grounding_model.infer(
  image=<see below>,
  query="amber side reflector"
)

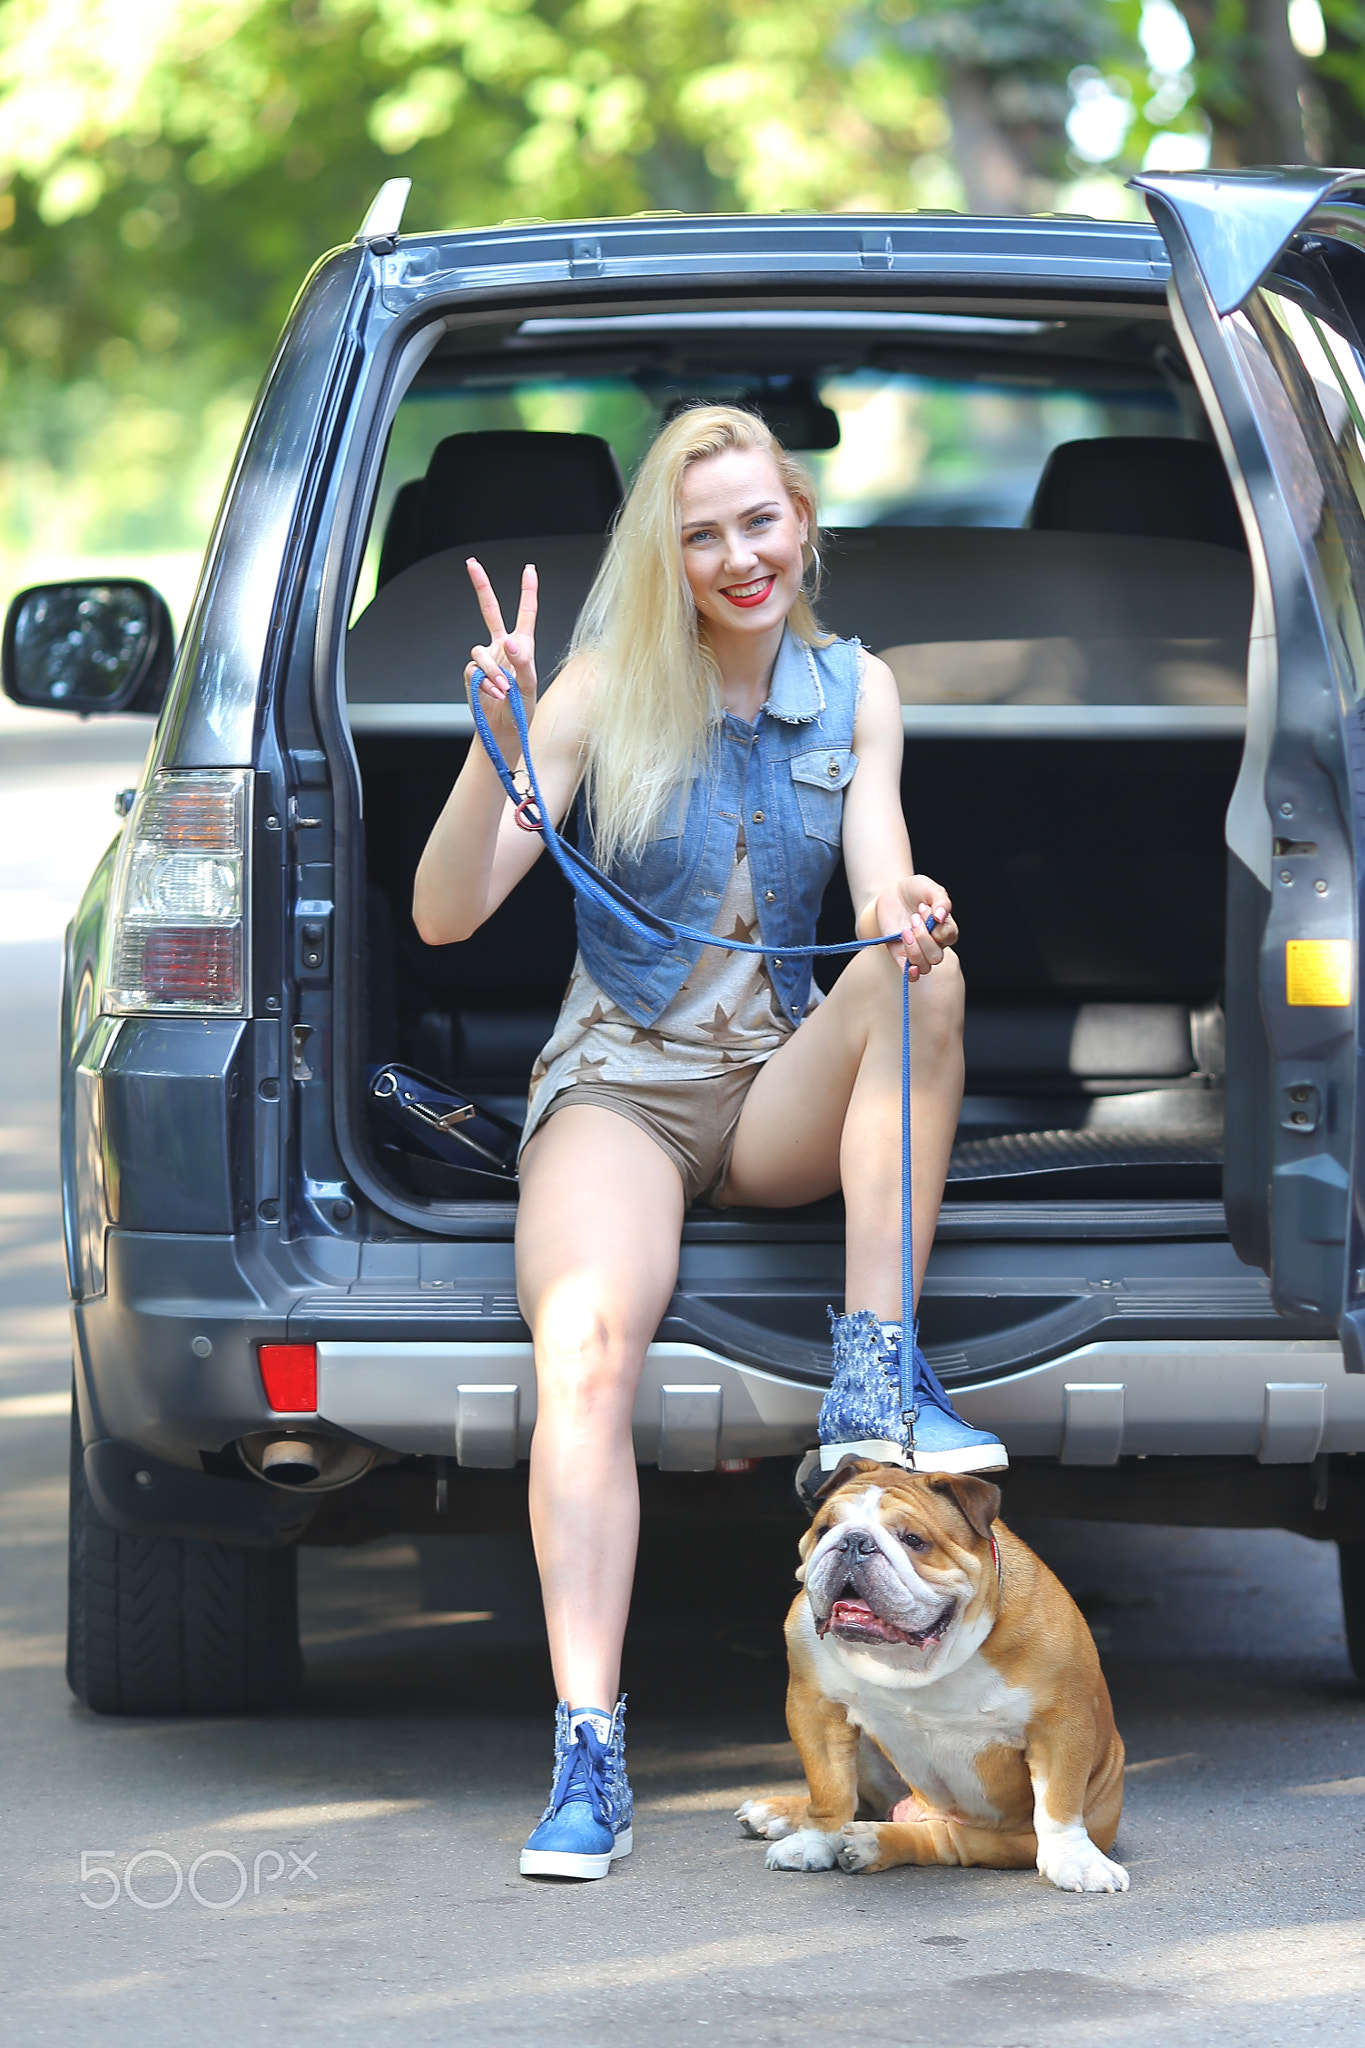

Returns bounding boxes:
[259,1343,317,1412]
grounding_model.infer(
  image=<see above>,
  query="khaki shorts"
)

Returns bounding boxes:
[528,1063,766,1207]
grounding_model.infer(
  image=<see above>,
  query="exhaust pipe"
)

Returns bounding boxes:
[238,1430,375,1492]
[259,1437,323,1487]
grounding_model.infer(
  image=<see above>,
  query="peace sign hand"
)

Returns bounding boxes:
[464,556,539,764]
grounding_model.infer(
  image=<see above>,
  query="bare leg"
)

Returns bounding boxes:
[722,944,964,1319]
[515,1104,686,1706]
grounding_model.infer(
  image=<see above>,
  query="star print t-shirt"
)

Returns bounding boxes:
[520,823,821,1149]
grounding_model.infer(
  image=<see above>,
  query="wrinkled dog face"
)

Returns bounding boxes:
[800,1471,996,1674]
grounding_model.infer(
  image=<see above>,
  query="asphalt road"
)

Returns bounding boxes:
[3,717,1365,2047]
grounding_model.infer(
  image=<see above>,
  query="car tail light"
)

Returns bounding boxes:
[102,770,249,1014]
[259,1344,317,1412]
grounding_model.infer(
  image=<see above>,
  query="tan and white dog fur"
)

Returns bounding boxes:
[737,1463,1128,1892]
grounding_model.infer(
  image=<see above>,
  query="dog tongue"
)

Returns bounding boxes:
[830,1598,889,1631]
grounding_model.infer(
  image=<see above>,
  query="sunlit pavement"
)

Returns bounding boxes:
[3,718,1365,2046]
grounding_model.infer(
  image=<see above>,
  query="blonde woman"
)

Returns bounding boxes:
[413,406,1005,1880]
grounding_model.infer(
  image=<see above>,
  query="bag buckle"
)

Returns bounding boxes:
[405,1093,475,1134]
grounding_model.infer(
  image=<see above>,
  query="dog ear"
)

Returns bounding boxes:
[813,1454,880,1501]
[928,1473,1002,1541]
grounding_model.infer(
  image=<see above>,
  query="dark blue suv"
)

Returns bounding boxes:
[10,169,1365,1714]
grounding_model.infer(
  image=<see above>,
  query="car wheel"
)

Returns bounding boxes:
[67,1400,302,1715]
[1337,1540,1365,1684]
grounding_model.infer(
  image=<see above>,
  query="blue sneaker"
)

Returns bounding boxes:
[817,1309,1007,1477]
[520,1698,634,1879]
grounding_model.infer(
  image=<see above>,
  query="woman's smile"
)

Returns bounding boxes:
[721,574,777,608]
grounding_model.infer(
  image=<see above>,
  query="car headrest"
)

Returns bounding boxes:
[1028,437,1246,552]
[399,428,625,583]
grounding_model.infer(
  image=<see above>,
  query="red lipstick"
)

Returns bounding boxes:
[721,575,776,609]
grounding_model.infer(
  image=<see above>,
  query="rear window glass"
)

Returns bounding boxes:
[347,334,1249,717]
[355,369,1182,614]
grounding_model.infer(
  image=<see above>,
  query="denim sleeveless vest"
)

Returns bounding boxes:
[574,630,861,1029]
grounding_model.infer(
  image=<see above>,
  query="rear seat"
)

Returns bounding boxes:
[348,528,1250,711]
[349,430,1251,709]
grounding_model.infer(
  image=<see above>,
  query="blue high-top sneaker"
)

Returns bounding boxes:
[817,1309,1007,1477]
[520,1697,633,1880]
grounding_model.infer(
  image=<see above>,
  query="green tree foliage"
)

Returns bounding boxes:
[0,0,955,391]
[885,0,1115,211]
[0,0,946,562]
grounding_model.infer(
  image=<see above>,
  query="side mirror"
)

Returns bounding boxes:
[2,580,174,717]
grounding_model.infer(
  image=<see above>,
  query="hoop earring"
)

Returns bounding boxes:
[802,543,823,591]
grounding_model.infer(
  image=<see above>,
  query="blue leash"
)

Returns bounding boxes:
[469,673,928,1439]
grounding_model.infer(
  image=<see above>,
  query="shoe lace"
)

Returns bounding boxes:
[547,1722,612,1827]
[909,1344,960,1422]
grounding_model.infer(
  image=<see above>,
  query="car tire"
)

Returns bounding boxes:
[1338,1540,1365,1684]
[67,1403,303,1715]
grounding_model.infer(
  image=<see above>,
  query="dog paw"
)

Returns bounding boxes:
[1037,1838,1130,1894]
[764,1829,841,1872]
[735,1799,796,1841]
[835,1823,885,1874]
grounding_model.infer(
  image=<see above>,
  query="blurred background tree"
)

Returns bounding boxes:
[0,0,1359,607]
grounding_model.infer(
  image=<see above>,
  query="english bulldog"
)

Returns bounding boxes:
[737,1462,1128,1893]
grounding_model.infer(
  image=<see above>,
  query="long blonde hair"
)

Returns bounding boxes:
[570,404,828,867]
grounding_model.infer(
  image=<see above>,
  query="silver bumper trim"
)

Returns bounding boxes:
[314,1336,1357,1468]
[315,1342,818,1465]
[953,1339,1349,1463]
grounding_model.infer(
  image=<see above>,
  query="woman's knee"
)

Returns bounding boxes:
[913,950,964,1063]
[918,945,964,1024]
[532,1285,642,1419]
[848,940,964,1041]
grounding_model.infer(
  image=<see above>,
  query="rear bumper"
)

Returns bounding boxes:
[71,1230,1355,1521]
[310,1334,1359,1470]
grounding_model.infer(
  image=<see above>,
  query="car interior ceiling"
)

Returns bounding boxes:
[350,310,1244,1209]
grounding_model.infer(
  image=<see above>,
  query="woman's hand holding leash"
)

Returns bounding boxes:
[871,875,957,979]
[464,556,540,768]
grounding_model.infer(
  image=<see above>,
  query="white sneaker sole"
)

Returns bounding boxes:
[820,1439,1009,1475]
[820,1438,906,1470]
[520,1827,632,1880]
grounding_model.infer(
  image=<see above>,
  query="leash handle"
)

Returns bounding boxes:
[468,667,933,1375]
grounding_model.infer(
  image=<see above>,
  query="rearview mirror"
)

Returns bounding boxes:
[2,580,174,717]
[739,379,841,451]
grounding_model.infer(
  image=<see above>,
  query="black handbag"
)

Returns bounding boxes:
[367,1063,520,1177]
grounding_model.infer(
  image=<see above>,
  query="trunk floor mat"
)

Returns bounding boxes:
[948,1128,1222,1199]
